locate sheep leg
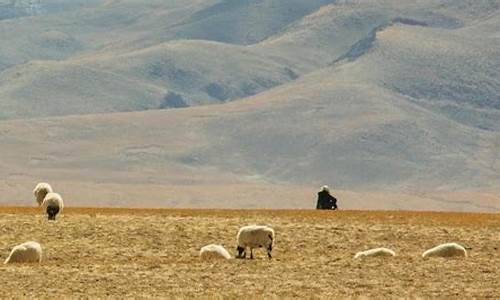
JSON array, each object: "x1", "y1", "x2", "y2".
[
  {"x1": 267, "y1": 233, "x2": 273, "y2": 259},
  {"x1": 250, "y1": 248, "x2": 254, "y2": 259}
]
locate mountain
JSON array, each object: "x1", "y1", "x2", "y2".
[{"x1": 0, "y1": 0, "x2": 499, "y2": 211}]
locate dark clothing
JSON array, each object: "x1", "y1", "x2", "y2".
[{"x1": 316, "y1": 191, "x2": 338, "y2": 210}]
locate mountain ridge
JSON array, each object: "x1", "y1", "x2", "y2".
[{"x1": 0, "y1": 0, "x2": 499, "y2": 210}]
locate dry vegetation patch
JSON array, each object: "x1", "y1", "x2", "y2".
[{"x1": 0, "y1": 208, "x2": 498, "y2": 298}]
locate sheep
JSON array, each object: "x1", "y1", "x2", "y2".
[
  {"x1": 200, "y1": 244, "x2": 232, "y2": 260},
  {"x1": 354, "y1": 247, "x2": 396, "y2": 259},
  {"x1": 236, "y1": 225, "x2": 275, "y2": 259},
  {"x1": 422, "y1": 242, "x2": 467, "y2": 258},
  {"x1": 33, "y1": 182, "x2": 53, "y2": 206},
  {"x1": 4, "y1": 241, "x2": 42, "y2": 264},
  {"x1": 41, "y1": 192, "x2": 64, "y2": 221}
]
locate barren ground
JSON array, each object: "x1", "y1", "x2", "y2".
[{"x1": 0, "y1": 208, "x2": 498, "y2": 298}]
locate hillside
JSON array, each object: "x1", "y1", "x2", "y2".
[
  {"x1": 0, "y1": 208, "x2": 498, "y2": 298},
  {"x1": 0, "y1": 0, "x2": 499, "y2": 210},
  {"x1": 1, "y1": 0, "x2": 499, "y2": 118},
  {"x1": 0, "y1": 91, "x2": 498, "y2": 211}
]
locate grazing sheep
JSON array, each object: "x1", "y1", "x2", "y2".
[
  {"x1": 200, "y1": 244, "x2": 232, "y2": 260},
  {"x1": 4, "y1": 241, "x2": 42, "y2": 264},
  {"x1": 33, "y1": 182, "x2": 53, "y2": 206},
  {"x1": 41, "y1": 192, "x2": 64, "y2": 221},
  {"x1": 236, "y1": 225, "x2": 275, "y2": 259},
  {"x1": 354, "y1": 247, "x2": 396, "y2": 259},
  {"x1": 422, "y1": 242, "x2": 467, "y2": 258}
]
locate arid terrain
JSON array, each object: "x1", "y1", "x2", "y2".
[{"x1": 1, "y1": 208, "x2": 498, "y2": 298}]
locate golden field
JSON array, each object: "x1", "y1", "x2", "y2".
[{"x1": 0, "y1": 208, "x2": 498, "y2": 298}]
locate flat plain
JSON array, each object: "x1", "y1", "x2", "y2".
[{"x1": 0, "y1": 208, "x2": 498, "y2": 298}]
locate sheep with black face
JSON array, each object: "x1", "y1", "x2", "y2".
[
  {"x1": 41, "y1": 192, "x2": 64, "y2": 221},
  {"x1": 236, "y1": 225, "x2": 274, "y2": 259}
]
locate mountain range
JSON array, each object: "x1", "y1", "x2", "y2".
[{"x1": 0, "y1": 0, "x2": 499, "y2": 211}]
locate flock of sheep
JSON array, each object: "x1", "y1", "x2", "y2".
[
  {"x1": 201, "y1": 242, "x2": 467, "y2": 261},
  {"x1": 201, "y1": 225, "x2": 275, "y2": 260},
  {"x1": 3, "y1": 182, "x2": 468, "y2": 264},
  {"x1": 353, "y1": 244, "x2": 467, "y2": 259},
  {"x1": 33, "y1": 182, "x2": 64, "y2": 221}
]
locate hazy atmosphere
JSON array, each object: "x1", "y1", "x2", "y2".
[
  {"x1": 1, "y1": 1, "x2": 499, "y2": 298},
  {"x1": 0, "y1": 0, "x2": 499, "y2": 211}
]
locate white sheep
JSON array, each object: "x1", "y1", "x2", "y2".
[
  {"x1": 354, "y1": 247, "x2": 396, "y2": 259},
  {"x1": 422, "y1": 242, "x2": 467, "y2": 258},
  {"x1": 41, "y1": 192, "x2": 64, "y2": 221},
  {"x1": 4, "y1": 241, "x2": 42, "y2": 264},
  {"x1": 236, "y1": 225, "x2": 275, "y2": 259},
  {"x1": 200, "y1": 244, "x2": 232, "y2": 260},
  {"x1": 33, "y1": 182, "x2": 53, "y2": 206}
]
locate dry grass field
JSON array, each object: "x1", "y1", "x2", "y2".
[{"x1": 0, "y1": 208, "x2": 498, "y2": 298}]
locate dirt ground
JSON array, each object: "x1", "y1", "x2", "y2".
[{"x1": 0, "y1": 208, "x2": 498, "y2": 298}]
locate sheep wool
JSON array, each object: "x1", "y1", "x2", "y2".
[
  {"x1": 33, "y1": 182, "x2": 53, "y2": 206},
  {"x1": 200, "y1": 244, "x2": 232, "y2": 260},
  {"x1": 41, "y1": 192, "x2": 64, "y2": 221},
  {"x1": 354, "y1": 247, "x2": 396, "y2": 259},
  {"x1": 422, "y1": 243, "x2": 467, "y2": 258},
  {"x1": 4, "y1": 241, "x2": 42, "y2": 264},
  {"x1": 236, "y1": 225, "x2": 275, "y2": 259}
]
